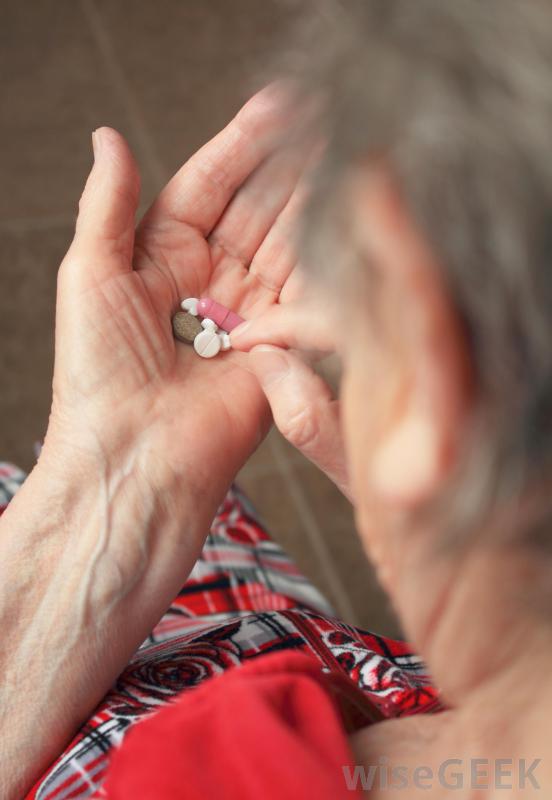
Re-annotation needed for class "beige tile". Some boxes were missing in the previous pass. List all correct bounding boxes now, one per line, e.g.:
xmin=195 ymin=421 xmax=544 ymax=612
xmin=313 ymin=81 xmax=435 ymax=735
xmin=0 ymin=226 xmax=73 ymax=469
xmin=320 ymin=518 xmax=403 ymax=638
xmin=238 ymin=467 xmax=302 ymax=544
xmin=92 ymin=0 xmax=301 ymax=175
xmin=0 ymin=0 xmax=157 ymax=222
xmin=237 ymin=426 xmax=304 ymax=482
xmin=280 ymin=461 xmax=402 ymax=637
xmin=292 ymin=459 xmax=354 ymax=529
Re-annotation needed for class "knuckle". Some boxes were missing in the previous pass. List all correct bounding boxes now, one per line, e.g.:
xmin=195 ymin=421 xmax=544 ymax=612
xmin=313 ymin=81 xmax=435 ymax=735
xmin=279 ymin=406 xmax=321 ymax=453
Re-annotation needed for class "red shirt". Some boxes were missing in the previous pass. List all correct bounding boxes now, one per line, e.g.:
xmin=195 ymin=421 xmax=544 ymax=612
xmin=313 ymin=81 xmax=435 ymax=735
xmin=103 ymin=651 xmax=385 ymax=799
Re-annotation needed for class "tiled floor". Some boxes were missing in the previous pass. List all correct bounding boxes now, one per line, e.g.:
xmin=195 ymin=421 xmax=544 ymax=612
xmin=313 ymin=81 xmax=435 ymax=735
xmin=0 ymin=0 xmax=400 ymax=637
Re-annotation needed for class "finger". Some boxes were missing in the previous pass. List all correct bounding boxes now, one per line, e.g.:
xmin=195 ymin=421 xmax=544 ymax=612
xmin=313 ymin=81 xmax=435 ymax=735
xmin=141 ymin=83 xmax=296 ymax=237
xmin=231 ymin=302 xmax=337 ymax=353
xmin=245 ymin=182 xmax=307 ymax=295
xmin=249 ymin=345 xmax=351 ymax=500
xmin=70 ymin=127 xmax=140 ymax=281
xmin=247 ymin=141 xmax=325 ymax=296
xmin=209 ymin=142 xmax=309 ymax=272
xmin=279 ymin=267 xmax=307 ymax=304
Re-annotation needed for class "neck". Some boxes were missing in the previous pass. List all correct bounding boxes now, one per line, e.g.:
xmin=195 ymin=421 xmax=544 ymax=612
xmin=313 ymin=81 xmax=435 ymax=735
xmin=349 ymin=645 xmax=552 ymax=798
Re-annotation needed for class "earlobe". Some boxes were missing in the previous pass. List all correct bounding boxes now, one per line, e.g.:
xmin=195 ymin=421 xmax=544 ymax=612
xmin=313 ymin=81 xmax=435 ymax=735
xmin=370 ymin=412 xmax=443 ymax=506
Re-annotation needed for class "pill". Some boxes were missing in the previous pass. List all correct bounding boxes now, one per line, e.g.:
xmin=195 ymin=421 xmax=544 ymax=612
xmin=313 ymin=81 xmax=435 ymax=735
xmin=181 ymin=297 xmax=199 ymax=316
xmin=197 ymin=298 xmax=244 ymax=333
xmin=172 ymin=311 xmax=203 ymax=343
xmin=193 ymin=318 xmax=222 ymax=358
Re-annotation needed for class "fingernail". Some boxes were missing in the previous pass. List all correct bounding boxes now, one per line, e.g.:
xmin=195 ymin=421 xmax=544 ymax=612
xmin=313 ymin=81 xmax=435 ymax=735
xmin=91 ymin=129 xmax=102 ymax=161
xmin=249 ymin=346 xmax=289 ymax=387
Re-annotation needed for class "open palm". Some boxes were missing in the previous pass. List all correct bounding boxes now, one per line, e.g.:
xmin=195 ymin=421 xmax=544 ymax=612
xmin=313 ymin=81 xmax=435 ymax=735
xmin=50 ymin=88 xmax=306 ymax=508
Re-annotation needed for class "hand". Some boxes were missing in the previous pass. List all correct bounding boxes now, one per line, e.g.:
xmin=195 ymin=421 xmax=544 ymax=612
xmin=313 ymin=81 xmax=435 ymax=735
xmin=45 ymin=85 xmax=309 ymax=522
xmin=230 ymin=297 xmax=352 ymax=499
xmin=0 ymin=88 xmax=319 ymax=798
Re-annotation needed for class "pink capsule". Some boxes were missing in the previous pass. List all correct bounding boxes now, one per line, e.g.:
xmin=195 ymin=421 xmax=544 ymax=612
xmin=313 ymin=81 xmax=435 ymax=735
xmin=197 ymin=298 xmax=245 ymax=333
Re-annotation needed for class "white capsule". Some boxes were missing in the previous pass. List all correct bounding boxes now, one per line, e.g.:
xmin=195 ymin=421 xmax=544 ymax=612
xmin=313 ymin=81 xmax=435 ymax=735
xmin=220 ymin=333 xmax=231 ymax=351
xmin=194 ymin=328 xmax=222 ymax=358
xmin=181 ymin=297 xmax=199 ymax=316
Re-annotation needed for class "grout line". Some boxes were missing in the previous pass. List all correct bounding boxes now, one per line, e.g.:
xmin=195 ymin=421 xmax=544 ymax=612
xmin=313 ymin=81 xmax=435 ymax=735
xmin=237 ymin=461 xmax=284 ymax=482
xmin=79 ymin=0 xmax=168 ymax=188
xmin=237 ymin=437 xmax=307 ymax=482
xmin=268 ymin=434 xmax=360 ymax=626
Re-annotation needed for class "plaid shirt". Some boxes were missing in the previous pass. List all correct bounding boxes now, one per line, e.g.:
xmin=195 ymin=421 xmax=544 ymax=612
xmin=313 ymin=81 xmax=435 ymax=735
xmin=0 ymin=462 xmax=439 ymax=800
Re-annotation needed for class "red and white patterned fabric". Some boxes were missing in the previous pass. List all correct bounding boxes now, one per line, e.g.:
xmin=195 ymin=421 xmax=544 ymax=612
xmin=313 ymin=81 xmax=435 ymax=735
xmin=0 ymin=462 xmax=441 ymax=799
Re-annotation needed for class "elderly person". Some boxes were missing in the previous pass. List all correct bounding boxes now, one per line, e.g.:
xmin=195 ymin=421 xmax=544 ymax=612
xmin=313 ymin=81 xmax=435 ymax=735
xmin=2 ymin=0 xmax=552 ymax=796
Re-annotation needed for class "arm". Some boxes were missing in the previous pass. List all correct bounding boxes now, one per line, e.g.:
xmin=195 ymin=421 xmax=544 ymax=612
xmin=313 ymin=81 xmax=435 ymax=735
xmin=1 ymin=86 xmax=304 ymax=797
xmin=0 ymin=447 xmax=216 ymax=798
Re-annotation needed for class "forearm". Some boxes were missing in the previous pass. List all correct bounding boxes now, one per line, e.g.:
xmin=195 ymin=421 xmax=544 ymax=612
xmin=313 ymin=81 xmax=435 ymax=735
xmin=0 ymin=447 xmax=214 ymax=799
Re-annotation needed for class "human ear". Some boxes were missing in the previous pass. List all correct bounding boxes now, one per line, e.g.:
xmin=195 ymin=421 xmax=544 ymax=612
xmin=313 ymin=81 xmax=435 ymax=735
xmin=347 ymin=165 xmax=473 ymax=507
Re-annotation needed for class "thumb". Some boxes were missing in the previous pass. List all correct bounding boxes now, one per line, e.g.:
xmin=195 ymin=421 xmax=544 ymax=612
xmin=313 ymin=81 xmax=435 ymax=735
xmin=249 ymin=345 xmax=352 ymax=501
xmin=65 ymin=127 xmax=140 ymax=284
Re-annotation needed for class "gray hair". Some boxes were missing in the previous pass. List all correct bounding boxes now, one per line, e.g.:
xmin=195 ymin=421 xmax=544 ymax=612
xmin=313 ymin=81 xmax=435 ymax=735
xmin=282 ymin=0 xmax=552 ymax=547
